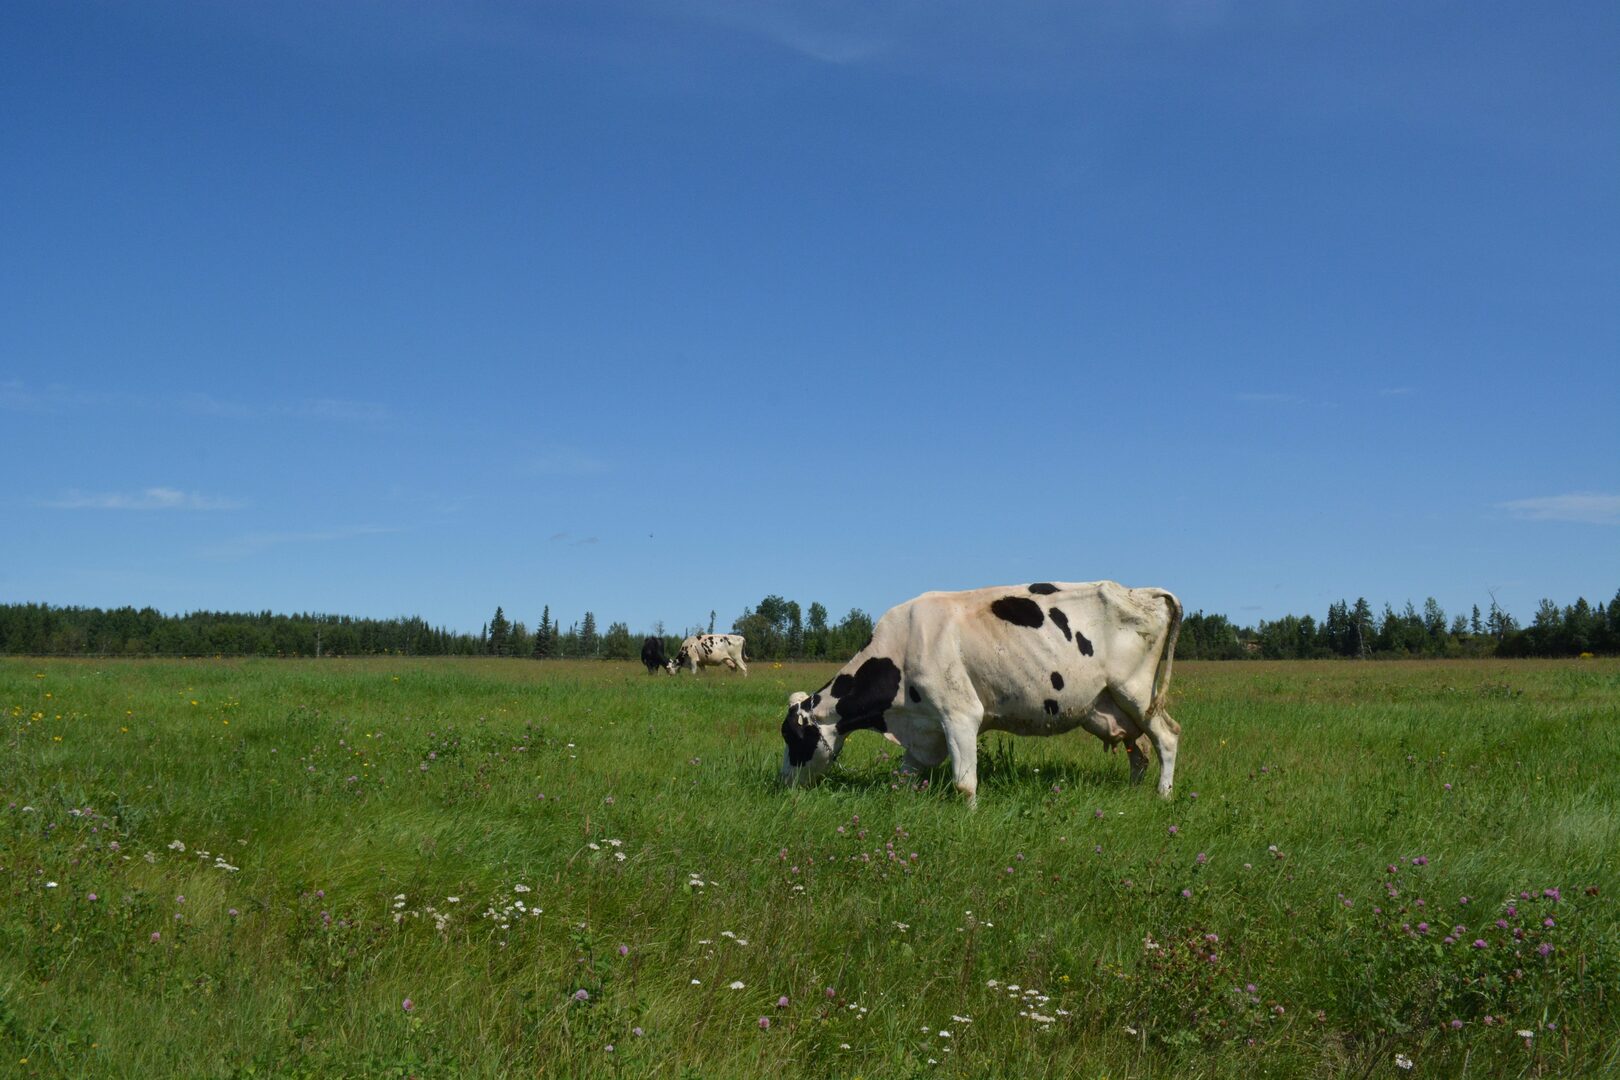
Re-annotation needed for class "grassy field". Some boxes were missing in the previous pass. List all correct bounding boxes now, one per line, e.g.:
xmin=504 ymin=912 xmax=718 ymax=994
xmin=3 ymin=656 xmax=1618 ymax=1078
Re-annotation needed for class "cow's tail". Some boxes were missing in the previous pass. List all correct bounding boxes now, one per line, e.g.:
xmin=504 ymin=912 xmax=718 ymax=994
xmin=1148 ymin=589 xmax=1182 ymax=729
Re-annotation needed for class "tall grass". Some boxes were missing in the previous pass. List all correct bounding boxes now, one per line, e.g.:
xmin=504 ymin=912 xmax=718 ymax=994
xmin=3 ymin=657 xmax=1617 ymax=1077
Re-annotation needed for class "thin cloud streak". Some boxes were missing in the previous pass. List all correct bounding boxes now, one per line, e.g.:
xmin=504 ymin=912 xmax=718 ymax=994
xmin=1497 ymin=493 xmax=1620 ymax=525
xmin=525 ymin=450 xmax=610 ymax=476
xmin=43 ymin=487 xmax=244 ymax=511
xmin=1232 ymin=392 xmax=1304 ymax=404
xmin=196 ymin=525 xmax=404 ymax=560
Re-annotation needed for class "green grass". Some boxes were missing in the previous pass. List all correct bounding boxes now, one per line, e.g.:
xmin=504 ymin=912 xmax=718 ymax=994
xmin=3 ymin=657 xmax=1618 ymax=1078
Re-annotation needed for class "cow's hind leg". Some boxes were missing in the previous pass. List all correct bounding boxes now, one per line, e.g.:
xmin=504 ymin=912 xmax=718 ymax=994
xmin=941 ymin=707 xmax=986 ymax=810
xmin=1145 ymin=708 xmax=1180 ymax=798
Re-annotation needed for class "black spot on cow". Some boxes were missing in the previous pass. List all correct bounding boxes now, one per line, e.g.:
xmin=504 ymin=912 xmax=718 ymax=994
xmin=991 ymin=596 xmax=1045 ymax=629
xmin=781 ymin=709 xmax=822 ymax=767
xmin=1050 ymin=671 xmax=1064 ymax=691
xmin=1028 ymin=582 xmax=1059 ymax=595
xmin=1076 ymin=629 xmax=1094 ymax=657
xmin=908 ymin=685 xmax=921 ymax=703
xmin=832 ymin=656 xmax=903 ymax=736
xmin=1048 ymin=607 xmax=1072 ymax=641
xmin=1043 ymin=699 xmax=1061 ymax=715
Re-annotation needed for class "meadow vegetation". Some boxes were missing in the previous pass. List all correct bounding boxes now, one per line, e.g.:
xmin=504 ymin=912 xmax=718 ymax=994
xmin=3 ymin=657 xmax=1617 ymax=1077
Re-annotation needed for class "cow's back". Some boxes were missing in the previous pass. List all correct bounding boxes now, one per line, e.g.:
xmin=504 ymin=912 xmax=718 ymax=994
xmin=879 ymin=582 xmax=1176 ymax=722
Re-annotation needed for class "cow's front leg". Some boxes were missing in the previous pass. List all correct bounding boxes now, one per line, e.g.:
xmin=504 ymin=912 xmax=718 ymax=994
xmin=942 ymin=714 xmax=983 ymax=809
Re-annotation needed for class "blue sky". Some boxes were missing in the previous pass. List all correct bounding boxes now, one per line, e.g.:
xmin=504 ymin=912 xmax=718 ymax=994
xmin=3 ymin=0 xmax=1616 ymax=636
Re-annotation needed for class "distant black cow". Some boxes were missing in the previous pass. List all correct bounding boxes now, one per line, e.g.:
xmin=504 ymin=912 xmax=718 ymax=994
xmin=641 ymin=636 xmax=669 ymax=675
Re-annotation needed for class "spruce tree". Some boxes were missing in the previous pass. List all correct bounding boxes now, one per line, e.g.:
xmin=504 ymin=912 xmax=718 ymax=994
xmin=533 ymin=606 xmax=552 ymax=659
xmin=488 ymin=606 xmax=511 ymax=656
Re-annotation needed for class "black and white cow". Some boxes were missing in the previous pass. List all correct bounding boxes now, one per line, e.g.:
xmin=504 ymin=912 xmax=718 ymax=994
xmin=668 ymin=633 xmax=749 ymax=676
xmin=640 ymin=636 xmax=669 ymax=675
xmin=779 ymin=581 xmax=1183 ymax=806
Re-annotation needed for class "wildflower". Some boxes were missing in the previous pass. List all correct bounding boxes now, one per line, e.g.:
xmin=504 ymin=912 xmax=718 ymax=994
xmin=1543 ymin=887 xmax=1560 ymax=901
xmin=729 ymin=981 xmax=745 ymax=990
xmin=938 ymin=1030 xmax=951 ymax=1038
xmin=1472 ymin=939 xmax=1487 ymax=949
xmin=228 ymin=907 xmax=239 ymax=917
xmin=604 ymin=1044 xmax=614 ymax=1053
xmin=758 ymin=1017 xmax=770 ymax=1030
xmin=1450 ymin=1019 xmax=1463 ymax=1030
xmin=1245 ymin=983 xmax=1257 ymax=994
xmin=1516 ymin=1029 xmax=1534 ymax=1039
xmin=402 ymin=998 xmax=414 ymax=1012
xmin=632 ymin=1027 xmax=644 ymax=1037
xmin=1416 ymin=922 xmax=1429 ymax=933
xmin=1196 ymin=852 xmax=1207 ymax=864
xmin=1181 ymin=887 xmax=1193 ymax=898
xmin=1538 ymin=943 xmax=1553 ymax=957
xmin=1544 ymin=917 xmax=1555 ymax=928
xmin=826 ymin=987 xmax=837 ymax=998
xmin=1395 ymin=1053 xmax=1414 ymax=1069
xmin=574 ymin=989 xmax=590 ymax=1001
xmin=149 ymin=932 xmax=161 ymax=943
xmin=87 ymin=893 xmax=97 ymax=902
xmin=45 ymin=881 xmax=58 ymax=889
xmin=1168 ymin=825 xmax=1178 ymax=836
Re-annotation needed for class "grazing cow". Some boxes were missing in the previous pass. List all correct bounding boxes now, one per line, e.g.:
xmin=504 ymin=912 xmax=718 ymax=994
xmin=779 ymin=581 xmax=1182 ymax=805
xmin=640 ymin=636 xmax=669 ymax=675
xmin=668 ymin=633 xmax=749 ymax=676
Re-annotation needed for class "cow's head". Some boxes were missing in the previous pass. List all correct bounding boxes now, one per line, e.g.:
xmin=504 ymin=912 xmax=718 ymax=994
xmin=666 ymin=650 xmax=685 ymax=674
xmin=780 ymin=691 xmax=839 ymax=785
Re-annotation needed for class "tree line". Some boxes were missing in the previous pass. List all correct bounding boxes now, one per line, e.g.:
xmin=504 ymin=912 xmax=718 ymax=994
xmin=1178 ymin=591 xmax=1620 ymax=660
xmin=1 ymin=587 xmax=1616 ymax=660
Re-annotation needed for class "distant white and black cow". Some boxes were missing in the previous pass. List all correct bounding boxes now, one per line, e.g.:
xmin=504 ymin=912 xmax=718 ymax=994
xmin=641 ymin=636 xmax=669 ymax=675
xmin=668 ymin=633 xmax=749 ymax=676
xmin=779 ymin=581 xmax=1182 ymax=805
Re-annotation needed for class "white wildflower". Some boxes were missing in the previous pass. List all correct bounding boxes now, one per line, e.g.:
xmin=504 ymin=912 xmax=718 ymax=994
xmin=1394 ymin=1054 xmax=1414 ymax=1070
xmin=168 ymin=840 xmax=186 ymax=852
xmin=729 ymin=981 xmax=745 ymax=990
xmin=513 ymin=884 xmax=531 ymax=893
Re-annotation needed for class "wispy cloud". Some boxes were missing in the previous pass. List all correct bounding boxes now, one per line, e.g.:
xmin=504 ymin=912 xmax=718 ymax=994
xmin=1497 ymin=492 xmax=1620 ymax=525
xmin=196 ymin=525 xmax=403 ymax=560
xmin=525 ymin=449 xmax=609 ymax=476
xmin=1 ymin=380 xmax=94 ymax=414
xmin=545 ymin=530 xmax=602 ymax=546
xmin=1 ymin=380 xmax=389 ymax=424
xmin=1232 ymin=392 xmax=1304 ymax=404
xmin=292 ymin=398 xmax=391 ymax=423
xmin=43 ymin=487 xmax=244 ymax=511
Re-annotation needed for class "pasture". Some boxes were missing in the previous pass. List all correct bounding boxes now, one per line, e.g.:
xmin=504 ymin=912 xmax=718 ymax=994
xmin=3 ymin=657 xmax=1617 ymax=1078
